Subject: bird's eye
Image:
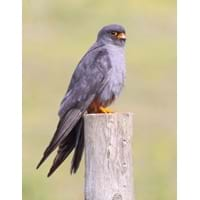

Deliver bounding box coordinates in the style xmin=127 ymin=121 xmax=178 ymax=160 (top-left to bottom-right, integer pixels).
xmin=111 ymin=31 xmax=118 ymax=36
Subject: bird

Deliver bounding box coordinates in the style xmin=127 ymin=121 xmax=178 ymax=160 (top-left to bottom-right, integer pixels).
xmin=36 ymin=24 xmax=127 ymax=177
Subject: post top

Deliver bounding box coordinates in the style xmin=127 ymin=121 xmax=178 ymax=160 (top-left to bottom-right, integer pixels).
xmin=84 ymin=112 xmax=133 ymax=119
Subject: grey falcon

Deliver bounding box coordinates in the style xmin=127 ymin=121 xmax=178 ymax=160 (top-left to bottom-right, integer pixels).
xmin=37 ymin=24 xmax=127 ymax=177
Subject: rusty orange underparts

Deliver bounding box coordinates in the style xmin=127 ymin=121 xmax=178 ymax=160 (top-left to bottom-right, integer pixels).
xmin=87 ymin=98 xmax=114 ymax=113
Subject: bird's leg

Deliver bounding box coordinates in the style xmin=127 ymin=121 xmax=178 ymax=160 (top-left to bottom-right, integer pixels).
xmin=99 ymin=106 xmax=113 ymax=113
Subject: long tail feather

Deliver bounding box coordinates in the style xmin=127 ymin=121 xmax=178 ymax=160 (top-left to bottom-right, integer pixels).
xmin=47 ymin=131 xmax=76 ymax=177
xmin=47 ymin=118 xmax=84 ymax=177
xmin=71 ymin=118 xmax=84 ymax=174
xmin=36 ymin=109 xmax=81 ymax=169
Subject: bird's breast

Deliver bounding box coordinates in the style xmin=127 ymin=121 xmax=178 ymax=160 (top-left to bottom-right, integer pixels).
xmin=98 ymin=46 xmax=126 ymax=106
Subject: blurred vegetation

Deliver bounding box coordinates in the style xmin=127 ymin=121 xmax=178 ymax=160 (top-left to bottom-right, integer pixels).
xmin=23 ymin=0 xmax=176 ymax=200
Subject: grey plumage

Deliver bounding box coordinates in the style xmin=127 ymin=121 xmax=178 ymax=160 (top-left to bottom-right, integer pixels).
xmin=37 ymin=24 xmax=126 ymax=176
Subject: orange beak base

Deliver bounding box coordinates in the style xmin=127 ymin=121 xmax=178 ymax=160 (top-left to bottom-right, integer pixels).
xmin=117 ymin=32 xmax=126 ymax=40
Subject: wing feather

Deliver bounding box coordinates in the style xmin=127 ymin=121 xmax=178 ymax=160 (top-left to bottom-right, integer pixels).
xmin=37 ymin=47 xmax=112 ymax=174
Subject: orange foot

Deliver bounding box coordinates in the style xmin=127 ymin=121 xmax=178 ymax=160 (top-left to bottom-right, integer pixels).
xmin=99 ymin=106 xmax=113 ymax=113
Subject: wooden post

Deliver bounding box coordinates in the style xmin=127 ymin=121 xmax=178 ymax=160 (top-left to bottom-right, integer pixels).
xmin=84 ymin=113 xmax=134 ymax=200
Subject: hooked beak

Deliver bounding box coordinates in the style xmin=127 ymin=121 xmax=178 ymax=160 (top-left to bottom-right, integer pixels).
xmin=117 ymin=32 xmax=126 ymax=40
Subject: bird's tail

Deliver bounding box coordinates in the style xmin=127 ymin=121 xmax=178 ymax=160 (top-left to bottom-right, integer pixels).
xmin=71 ymin=118 xmax=84 ymax=174
xmin=47 ymin=117 xmax=84 ymax=177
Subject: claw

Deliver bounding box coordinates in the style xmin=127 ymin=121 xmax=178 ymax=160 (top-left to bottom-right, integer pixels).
xmin=99 ymin=106 xmax=113 ymax=113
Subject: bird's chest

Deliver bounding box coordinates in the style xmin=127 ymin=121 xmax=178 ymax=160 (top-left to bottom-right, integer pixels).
xmin=99 ymin=47 xmax=126 ymax=105
xmin=108 ymin=49 xmax=126 ymax=92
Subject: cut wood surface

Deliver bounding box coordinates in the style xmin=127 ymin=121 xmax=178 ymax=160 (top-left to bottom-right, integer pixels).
xmin=84 ymin=113 xmax=134 ymax=200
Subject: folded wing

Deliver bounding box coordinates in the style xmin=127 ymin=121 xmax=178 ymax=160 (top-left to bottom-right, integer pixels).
xmin=36 ymin=48 xmax=112 ymax=176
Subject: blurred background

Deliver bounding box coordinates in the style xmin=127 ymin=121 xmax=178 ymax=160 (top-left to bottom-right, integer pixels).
xmin=23 ymin=0 xmax=176 ymax=199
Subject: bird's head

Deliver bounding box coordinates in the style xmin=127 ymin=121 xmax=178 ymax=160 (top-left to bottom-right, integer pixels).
xmin=97 ymin=24 xmax=126 ymax=47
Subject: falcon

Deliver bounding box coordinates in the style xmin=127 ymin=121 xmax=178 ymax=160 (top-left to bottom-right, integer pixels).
xmin=37 ymin=24 xmax=127 ymax=177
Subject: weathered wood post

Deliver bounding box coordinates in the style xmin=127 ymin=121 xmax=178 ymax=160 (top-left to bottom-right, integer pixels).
xmin=84 ymin=113 xmax=134 ymax=200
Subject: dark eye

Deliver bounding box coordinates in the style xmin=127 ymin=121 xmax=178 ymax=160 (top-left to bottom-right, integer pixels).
xmin=111 ymin=31 xmax=118 ymax=36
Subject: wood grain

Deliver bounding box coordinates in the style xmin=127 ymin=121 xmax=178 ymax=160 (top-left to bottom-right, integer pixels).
xmin=84 ymin=113 xmax=134 ymax=200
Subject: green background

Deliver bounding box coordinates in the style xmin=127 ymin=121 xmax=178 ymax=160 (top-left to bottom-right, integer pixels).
xmin=23 ymin=0 xmax=176 ymax=199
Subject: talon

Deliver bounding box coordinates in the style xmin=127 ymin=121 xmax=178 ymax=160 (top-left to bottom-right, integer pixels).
xmin=99 ymin=106 xmax=113 ymax=113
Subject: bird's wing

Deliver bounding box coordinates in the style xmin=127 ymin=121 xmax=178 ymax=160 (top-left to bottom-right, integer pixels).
xmin=47 ymin=118 xmax=84 ymax=177
xmin=58 ymin=46 xmax=111 ymax=117
xmin=37 ymin=48 xmax=112 ymax=169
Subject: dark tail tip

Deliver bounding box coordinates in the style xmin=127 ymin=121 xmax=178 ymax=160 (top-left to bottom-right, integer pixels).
xmin=36 ymin=156 xmax=46 ymax=169
xmin=47 ymin=172 xmax=51 ymax=177
xmin=70 ymin=167 xmax=76 ymax=175
xmin=47 ymin=166 xmax=56 ymax=177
